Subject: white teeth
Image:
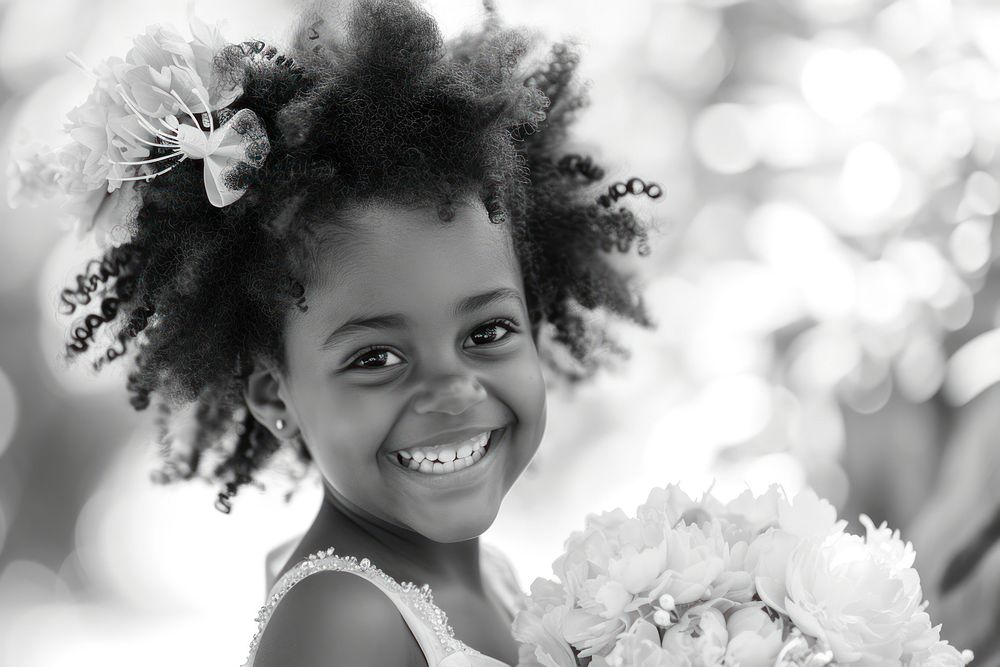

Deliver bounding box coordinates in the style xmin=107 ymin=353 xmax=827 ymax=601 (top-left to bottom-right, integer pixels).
xmin=395 ymin=431 xmax=489 ymax=464
xmin=395 ymin=429 xmax=500 ymax=475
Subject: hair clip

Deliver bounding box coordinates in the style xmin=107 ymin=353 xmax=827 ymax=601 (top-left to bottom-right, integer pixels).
xmin=7 ymin=14 xmax=272 ymax=231
xmin=110 ymin=95 xmax=270 ymax=207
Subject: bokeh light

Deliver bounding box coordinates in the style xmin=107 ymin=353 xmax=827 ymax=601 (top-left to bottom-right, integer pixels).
xmin=800 ymin=43 xmax=904 ymax=124
xmin=838 ymin=142 xmax=903 ymax=224
xmin=697 ymin=374 xmax=773 ymax=445
xmin=693 ymin=103 xmax=759 ymax=174
xmin=895 ymin=332 xmax=947 ymax=403
xmin=950 ymin=217 xmax=993 ymax=273
xmin=645 ymin=4 xmax=729 ymax=95
xmin=754 ymin=101 xmax=823 ymax=168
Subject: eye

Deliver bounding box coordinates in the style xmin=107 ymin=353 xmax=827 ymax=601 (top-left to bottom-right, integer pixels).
xmin=347 ymin=346 xmax=404 ymax=370
xmin=464 ymin=318 xmax=519 ymax=348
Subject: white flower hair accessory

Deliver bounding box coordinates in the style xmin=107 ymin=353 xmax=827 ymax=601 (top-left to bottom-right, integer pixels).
xmin=6 ymin=15 xmax=271 ymax=237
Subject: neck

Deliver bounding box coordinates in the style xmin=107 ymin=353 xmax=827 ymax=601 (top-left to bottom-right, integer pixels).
xmin=304 ymin=481 xmax=485 ymax=592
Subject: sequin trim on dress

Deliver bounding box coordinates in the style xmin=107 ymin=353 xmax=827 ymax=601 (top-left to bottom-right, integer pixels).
xmin=241 ymin=546 xmax=489 ymax=666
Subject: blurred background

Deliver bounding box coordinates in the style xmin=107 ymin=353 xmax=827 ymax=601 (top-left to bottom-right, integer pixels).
xmin=1 ymin=0 xmax=999 ymax=664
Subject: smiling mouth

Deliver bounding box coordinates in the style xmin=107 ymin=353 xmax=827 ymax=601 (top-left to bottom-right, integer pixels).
xmin=391 ymin=427 xmax=505 ymax=475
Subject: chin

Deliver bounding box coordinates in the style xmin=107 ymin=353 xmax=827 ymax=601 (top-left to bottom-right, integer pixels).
xmin=416 ymin=504 xmax=501 ymax=543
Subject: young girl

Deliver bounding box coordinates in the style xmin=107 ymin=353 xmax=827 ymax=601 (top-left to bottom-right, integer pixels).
xmin=14 ymin=0 xmax=660 ymax=664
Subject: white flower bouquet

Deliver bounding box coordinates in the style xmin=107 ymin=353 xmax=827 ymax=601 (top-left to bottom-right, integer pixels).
xmin=513 ymin=485 xmax=973 ymax=667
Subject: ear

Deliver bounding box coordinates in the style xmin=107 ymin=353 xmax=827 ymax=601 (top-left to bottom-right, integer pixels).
xmin=243 ymin=360 xmax=299 ymax=441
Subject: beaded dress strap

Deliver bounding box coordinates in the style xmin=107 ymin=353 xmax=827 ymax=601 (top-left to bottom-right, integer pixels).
xmin=242 ymin=546 xmax=494 ymax=667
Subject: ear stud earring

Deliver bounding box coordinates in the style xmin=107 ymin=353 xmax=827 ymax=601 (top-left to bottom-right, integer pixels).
xmin=275 ymin=418 xmax=285 ymax=431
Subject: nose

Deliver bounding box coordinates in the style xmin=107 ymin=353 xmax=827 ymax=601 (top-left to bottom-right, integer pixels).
xmin=412 ymin=374 xmax=488 ymax=416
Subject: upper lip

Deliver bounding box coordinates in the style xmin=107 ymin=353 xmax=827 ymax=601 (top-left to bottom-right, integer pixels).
xmin=389 ymin=425 xmax=504 ymax=454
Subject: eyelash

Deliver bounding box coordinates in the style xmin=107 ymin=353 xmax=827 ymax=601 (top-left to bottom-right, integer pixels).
xmin=345 ymin=317 xmax=521 ymax=370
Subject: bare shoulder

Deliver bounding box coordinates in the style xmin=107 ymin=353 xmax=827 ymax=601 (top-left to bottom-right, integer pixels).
xmin=252 ymin=569 xmax=425 ymax=667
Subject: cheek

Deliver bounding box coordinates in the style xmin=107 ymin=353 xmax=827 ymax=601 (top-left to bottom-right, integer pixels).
xmin=504 ymin=349 xmax=548 ymax=447
xmin=495 ymin=352 xmax=546 ymax=492
xmin=525 ymin=372 xmax=547 ymax=449
xmin=291 ymin=375 xmax=397 ymax=478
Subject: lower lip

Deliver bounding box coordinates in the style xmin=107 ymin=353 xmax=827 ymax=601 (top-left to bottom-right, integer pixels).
xmin=385 ymin=427 xmax=507 ymax=486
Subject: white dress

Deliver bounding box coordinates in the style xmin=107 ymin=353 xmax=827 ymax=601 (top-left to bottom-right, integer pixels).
xmin=242 ymin=542 xmax=526 ymax=666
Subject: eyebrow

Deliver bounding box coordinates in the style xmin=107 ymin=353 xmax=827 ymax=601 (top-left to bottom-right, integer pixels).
xmin=320 ymin=287 xmax=524 ymax=351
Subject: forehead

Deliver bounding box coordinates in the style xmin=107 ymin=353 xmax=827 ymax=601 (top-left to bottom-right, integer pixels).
xmin=307 ymin=200 xmax=523 ymax=315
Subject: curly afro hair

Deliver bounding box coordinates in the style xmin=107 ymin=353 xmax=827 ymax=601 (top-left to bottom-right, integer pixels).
xmin=59 ymin=0 xmax=662 ymax=512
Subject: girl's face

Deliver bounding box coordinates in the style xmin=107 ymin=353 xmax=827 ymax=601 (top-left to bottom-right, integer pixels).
xmin=277 ymin=199 xmax=546 ymax=542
